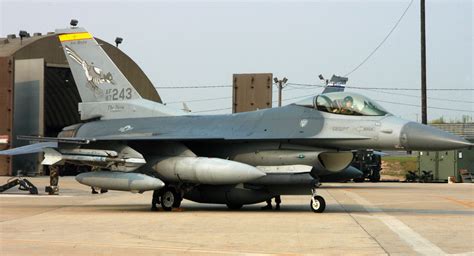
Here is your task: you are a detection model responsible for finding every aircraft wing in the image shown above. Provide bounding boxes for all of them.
[0,136,91,156]
[0,131,370,157]
[0,142,58,155]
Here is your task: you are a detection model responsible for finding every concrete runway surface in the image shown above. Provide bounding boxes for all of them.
[0,177,473,255]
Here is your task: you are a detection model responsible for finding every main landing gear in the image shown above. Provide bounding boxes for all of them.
[151,185,184,211]
[310,187,326,213]
[161,187,183,211]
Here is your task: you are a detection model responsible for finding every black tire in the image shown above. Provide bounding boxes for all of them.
[353,177,365,183]
[310,195,326,213]
[161,188,178,211]
[173,194,183,208]
[226,203,243,210]
[370,173,381,182]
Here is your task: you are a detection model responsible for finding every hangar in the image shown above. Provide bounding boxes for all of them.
[0,30,162,176]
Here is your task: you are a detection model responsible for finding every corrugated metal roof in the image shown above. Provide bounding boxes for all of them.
[0,34,51,57]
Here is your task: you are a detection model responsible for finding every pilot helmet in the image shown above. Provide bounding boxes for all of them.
[343,96,354,104]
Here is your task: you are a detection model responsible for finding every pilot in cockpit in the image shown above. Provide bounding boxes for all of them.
[296,92,388,116]
[332,96,355,114]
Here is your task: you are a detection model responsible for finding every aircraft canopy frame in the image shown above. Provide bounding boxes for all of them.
[294,92,390,116]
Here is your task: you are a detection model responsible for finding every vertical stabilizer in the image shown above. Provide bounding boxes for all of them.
[56,27,142,102]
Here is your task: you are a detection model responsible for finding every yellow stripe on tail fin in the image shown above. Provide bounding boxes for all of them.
[58,32,93,42]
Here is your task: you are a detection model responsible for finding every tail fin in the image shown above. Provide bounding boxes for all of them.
[56,27,142,102]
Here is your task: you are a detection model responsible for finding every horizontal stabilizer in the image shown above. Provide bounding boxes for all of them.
[0,142,58,156]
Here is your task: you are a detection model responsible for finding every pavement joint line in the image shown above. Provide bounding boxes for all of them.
[0,238,286,255]
[439,196,474,209]
[349,214,378,219]
[343,190,448,256]
[0,194,74,198]
[325,189,390,256]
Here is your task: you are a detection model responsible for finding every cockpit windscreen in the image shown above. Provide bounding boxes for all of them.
[293,92,389,116]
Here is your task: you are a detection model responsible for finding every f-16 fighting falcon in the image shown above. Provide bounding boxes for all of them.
[1,26,471,213]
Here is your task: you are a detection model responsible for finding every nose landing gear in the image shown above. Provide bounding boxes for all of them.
[310,188,326,213]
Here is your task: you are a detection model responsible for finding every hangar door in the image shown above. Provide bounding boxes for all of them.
[12,59,44,175]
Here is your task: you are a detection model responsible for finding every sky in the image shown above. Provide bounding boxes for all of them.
[1,0,472,121]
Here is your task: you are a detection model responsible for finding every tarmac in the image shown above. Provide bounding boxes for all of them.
[0,176,473,256]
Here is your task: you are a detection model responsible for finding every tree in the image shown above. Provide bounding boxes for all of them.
[430,116,445,124]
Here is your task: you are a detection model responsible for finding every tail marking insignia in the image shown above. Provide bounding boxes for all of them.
[64,45,116,96]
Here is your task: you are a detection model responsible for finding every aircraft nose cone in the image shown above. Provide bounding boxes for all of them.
[400,122,472,151]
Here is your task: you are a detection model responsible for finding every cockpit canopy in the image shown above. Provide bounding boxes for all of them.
[294,92,389,116]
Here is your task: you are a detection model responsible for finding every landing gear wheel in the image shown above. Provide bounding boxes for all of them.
[226,203,243,210]
[161,189,178,211]
[173,194,183,208]
[370,174,380,182]
[310,195,326,213]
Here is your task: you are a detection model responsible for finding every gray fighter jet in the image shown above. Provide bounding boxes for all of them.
[1,27,471,213]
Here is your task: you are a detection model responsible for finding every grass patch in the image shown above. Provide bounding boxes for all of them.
[381,156,418,178]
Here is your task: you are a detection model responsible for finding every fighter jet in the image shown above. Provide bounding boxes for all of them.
[1,26,471,213]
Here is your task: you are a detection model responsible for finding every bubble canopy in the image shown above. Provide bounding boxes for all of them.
[293,92,390,116]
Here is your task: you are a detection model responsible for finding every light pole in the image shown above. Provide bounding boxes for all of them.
[115,37,123,48]
[420,0,427,124]
[274,77,288,107]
